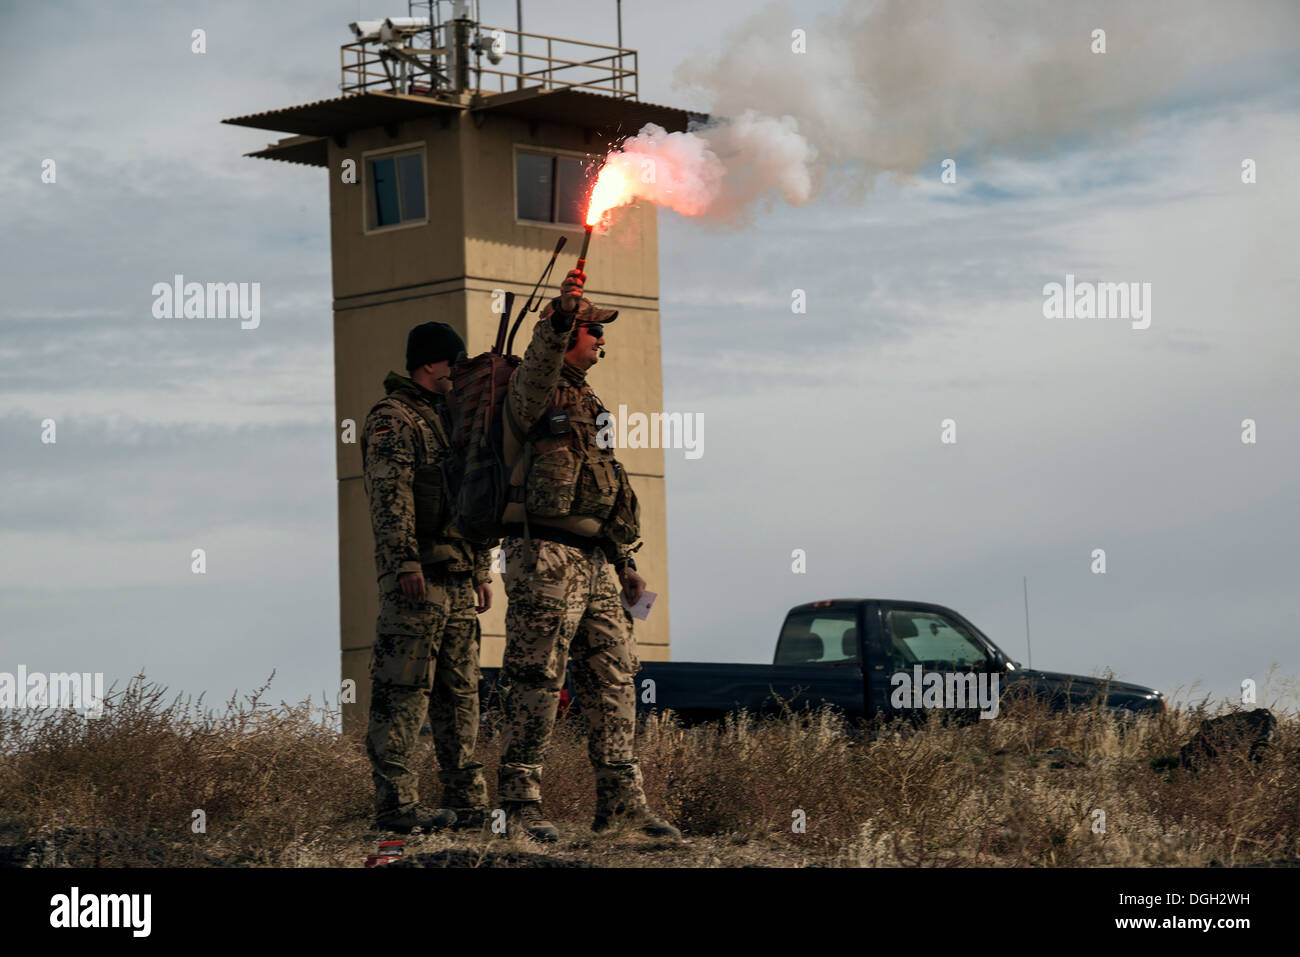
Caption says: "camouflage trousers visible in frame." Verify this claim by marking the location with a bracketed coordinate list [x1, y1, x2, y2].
[497, 536, 644, 812]
[366, 568, 487, 815]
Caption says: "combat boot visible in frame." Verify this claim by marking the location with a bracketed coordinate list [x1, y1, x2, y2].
[375, 804, 457, 834]
[447, 807, 488, 832]
[503, 801, 559, 843]
[592, 805, 682, 840]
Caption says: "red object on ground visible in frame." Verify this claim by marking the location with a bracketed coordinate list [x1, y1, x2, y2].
[364, 839, 406, 868]
[558, 688, 572, 719]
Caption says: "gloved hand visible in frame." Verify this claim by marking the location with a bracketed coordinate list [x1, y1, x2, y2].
[559, 268, 585, 314]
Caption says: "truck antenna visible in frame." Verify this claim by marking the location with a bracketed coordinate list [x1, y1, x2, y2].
[1022, 575, 1032, 669]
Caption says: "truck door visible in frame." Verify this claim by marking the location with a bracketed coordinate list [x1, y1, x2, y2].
[878, 603, 1000, 723]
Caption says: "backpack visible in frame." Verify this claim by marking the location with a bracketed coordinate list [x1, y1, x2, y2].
[442, 296, 521, 542]
[442, 238, 568, 541]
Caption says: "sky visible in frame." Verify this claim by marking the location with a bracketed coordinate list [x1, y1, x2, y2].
[2, 0, 1298, 717]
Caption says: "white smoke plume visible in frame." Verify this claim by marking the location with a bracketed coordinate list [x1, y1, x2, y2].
[600, 0, 1299, 223]
[591, 111, 816, 224]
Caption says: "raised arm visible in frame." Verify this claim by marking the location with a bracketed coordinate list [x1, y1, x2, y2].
[506, 270, 585, 438]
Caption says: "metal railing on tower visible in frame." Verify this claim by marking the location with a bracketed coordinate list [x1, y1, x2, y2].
[342, 5, 637, 100]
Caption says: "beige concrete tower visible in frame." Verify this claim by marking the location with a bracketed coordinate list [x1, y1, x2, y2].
[224, 14, 691, 731]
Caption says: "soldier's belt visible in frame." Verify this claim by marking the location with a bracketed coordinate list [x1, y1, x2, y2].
[420, 560, 473, 579]
[501, 523, 601, 553]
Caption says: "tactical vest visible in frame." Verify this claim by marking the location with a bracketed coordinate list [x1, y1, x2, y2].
[520, 385, 640, 546]
[378, 388, 471, 566]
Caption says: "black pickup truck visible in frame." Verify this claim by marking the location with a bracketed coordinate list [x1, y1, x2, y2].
[481, 598, 1165, 725]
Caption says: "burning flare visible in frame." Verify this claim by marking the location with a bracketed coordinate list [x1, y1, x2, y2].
[578, 155, 641, 270]
[585, 160, 636, 227]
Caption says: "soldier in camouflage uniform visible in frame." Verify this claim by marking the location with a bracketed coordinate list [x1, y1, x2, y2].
[362, 321, 495, 834]
[495, 269, 680, 842]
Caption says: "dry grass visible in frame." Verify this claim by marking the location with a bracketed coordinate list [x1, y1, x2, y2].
[1, 673, 1296, 867]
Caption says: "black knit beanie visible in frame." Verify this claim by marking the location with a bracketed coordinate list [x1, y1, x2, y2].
[405, 322, 466, 371]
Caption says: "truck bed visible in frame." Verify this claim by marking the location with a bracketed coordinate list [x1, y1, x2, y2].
[635, 660, 867, 722]
[479, 660, 868, 723]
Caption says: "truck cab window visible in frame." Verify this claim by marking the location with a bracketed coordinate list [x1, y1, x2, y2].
[887, 610, 988, 672]
[775, 610, 861, 665]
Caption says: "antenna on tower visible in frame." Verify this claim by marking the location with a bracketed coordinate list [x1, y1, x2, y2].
[515, 0, 524, 90]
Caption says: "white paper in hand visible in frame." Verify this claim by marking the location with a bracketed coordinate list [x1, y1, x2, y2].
[620, 589, 657, 621]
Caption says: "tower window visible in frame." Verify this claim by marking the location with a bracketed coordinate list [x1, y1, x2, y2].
[516, 149, 593, 226]
[367, 148, 426, 229]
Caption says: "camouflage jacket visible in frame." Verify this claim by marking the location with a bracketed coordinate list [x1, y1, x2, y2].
[502, 304, 641, 569]
[362, 372, 493, 585]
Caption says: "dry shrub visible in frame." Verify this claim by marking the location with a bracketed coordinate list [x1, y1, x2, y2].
[0, 673, 367, 866]
[1, 671, 1296, 867]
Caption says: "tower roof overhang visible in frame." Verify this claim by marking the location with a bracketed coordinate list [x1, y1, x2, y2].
[469, 86, 703, 138]
[223, 89, 704, 166]
[223, 91, 463, 139]
[245, 134, 329, 167]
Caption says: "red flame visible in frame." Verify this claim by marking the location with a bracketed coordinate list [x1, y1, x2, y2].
[585, 160, 637, 227]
